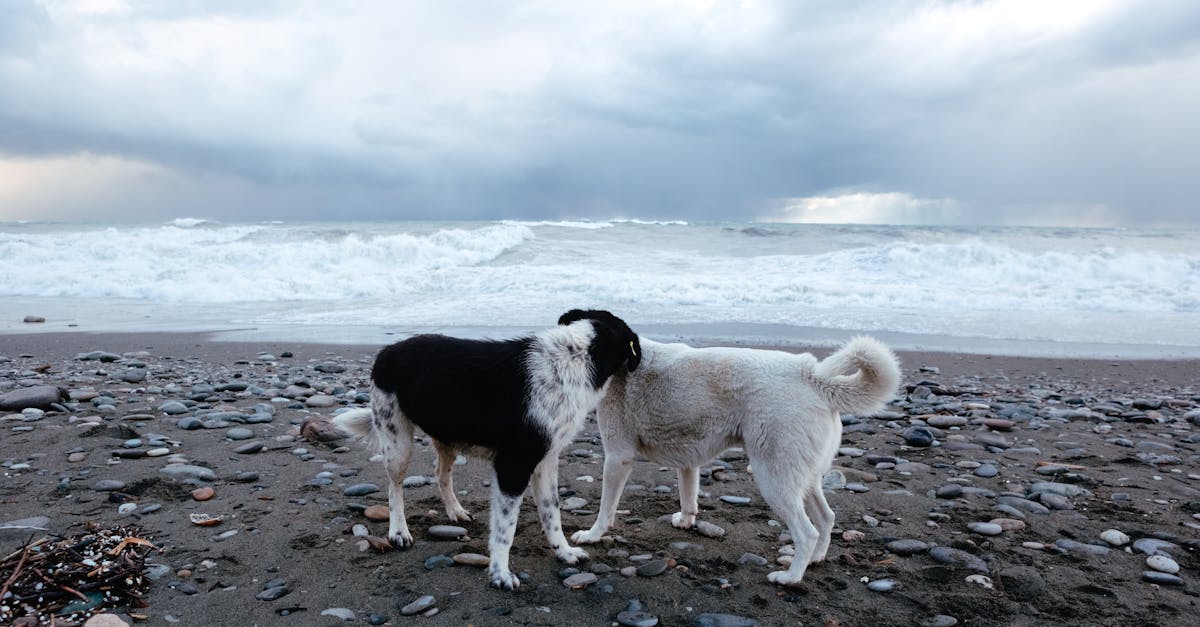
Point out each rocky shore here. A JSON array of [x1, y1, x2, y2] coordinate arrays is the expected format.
[[1, 332, 1198, 626]]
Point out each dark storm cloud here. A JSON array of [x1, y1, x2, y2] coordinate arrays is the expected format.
[[0, 0, 1198, 225]]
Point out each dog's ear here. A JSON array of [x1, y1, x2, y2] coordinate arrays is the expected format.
[[626, 333, 642, 372], [557, 309, 590, 326]]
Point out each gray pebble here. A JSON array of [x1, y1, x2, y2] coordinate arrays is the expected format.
[[93, 479, 125, 491], [226, 427, 254, 441], [563, 572, 598, 588], [719, 495, 751, 505], [693, 614, 759, 627], [233, 441, 265, 455], [635, 559, 669, 577], [343, 483, 380, 497], [886, 539, 930, 556], [402, 475, 430, 488], [867, 578, 898, 592], [320, 608, 355, 621], [256, 585, 290, 601], [928, 547, 988, 573], [1142, 571, 1184, 586], [425, 555, 454, 570], [428, 525, 468, 540], [400, 595, 435, 616]]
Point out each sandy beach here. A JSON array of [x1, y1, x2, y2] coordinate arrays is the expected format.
[[2, 331, 1198, 626]]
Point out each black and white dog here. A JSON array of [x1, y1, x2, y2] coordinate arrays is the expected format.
[[334, 310, 640, 589]]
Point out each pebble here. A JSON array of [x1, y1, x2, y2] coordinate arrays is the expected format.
[[719, 495, 751, 505], [226, 427, 254, 440], [1100, 529, 1130, 546], [563, 496, 588, 510], [1132, 538, 1178, 557], [887, 539, 930, 555], [867, 578, 899, 592], [563, 572, 599, 588], [343, 483, 380, 497], [443, 553, 485, 568], [1142, 571, 1185, 586], [616, 599, 660, 627], [902, 426, 936, 447], [967, 522, 1003, 536], [428, 525, 468, 540], [1054, 539, 1111, 556], [922, 616, 959, 627], [635, 559, 669, 577], [695, 520, 726, 537], [425, 555, 454, 569], [94, 480, 125, 491], [1146, 555, 1180, 574], [402, 475, 430, 488], [363, 505, 390, 521], [400, 595, 436, 616], [191, 487, 215, 501], [320, 608, 355, 621], [160, 464, 217, 483]]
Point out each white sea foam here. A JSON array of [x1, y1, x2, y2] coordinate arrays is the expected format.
[[2, 220, 1198, 351]]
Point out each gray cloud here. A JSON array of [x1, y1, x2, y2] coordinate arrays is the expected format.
[[1, 0, 1198, 225]]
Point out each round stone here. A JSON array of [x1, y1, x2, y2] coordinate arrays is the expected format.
[[719, 495, 751, 505], [424, 555, 454, 570], [1142, 571, 1184, 586], [233, 441, 265, 455], [94, 479, 125, 491], [1146, 555, 1180, 574], [1100, 529, 1130, 546], [145, 447, 170, 457], [617, 610, 660, 627], [68, 452, 87, 463], [191, 487, 215, 501], [886, 539, 930, 556], [635, 559, 669, 577]]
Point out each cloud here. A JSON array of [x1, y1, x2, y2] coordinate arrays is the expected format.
[[1, 0, 1199, 224]]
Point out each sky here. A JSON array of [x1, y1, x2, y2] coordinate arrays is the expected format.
[[1, 0, 1199, 226]]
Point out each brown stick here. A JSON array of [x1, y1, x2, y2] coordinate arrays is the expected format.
[[0, 542, 33, 601], [32, 567, 90, 603]]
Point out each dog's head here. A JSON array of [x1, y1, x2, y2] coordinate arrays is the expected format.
[[557, 309, 641, 381]]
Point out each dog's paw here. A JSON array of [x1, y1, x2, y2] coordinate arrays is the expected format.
[[488, 567, 521, 591], [387, 530, 414, 549], [446, 506, 473, 523], [767, 570, 804, 587], [570, 528, 605, 544], [555, 545, 589, 564], [671, 512, 696, 529]]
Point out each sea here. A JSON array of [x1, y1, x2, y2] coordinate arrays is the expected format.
[[2, 219, 1199, 359]]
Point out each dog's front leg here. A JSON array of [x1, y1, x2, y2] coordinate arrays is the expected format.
[[383, 443, 415, 548], [533, 458, 588, 564], [672, 466, 700, 529], [486, 480, 524, 590], [572, 452, 634, 544]]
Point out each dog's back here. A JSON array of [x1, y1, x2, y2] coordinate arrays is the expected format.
[[371, 334, 534, 449]]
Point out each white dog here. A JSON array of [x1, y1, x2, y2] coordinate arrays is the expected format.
[[335, 309, 640, 589], [571, 336, 900, 587]]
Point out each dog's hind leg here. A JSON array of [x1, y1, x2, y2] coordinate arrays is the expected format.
[[572, 450, 635, 544], [533, 457, 588, 564], [380, 423, 416, 548], [805, 483, 835, 563], [671, 467, 700, 529], [432, 440, 472, 522], [752, 464, 819, 586]]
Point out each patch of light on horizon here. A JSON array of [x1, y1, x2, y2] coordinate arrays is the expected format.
[[763, 192, 961, 225]]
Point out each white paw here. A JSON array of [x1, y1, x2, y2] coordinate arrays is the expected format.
[[571, 528, 605, 544], [767, 570, 803, 587], [556, 545, 589, 564], [446, 507, 473, 522], [671, 512, 696, 529], [387, 530, 414, 549], [489, 567, 521, 590]]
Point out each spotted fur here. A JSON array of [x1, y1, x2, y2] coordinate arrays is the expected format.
[[334, 309, 639, 589]]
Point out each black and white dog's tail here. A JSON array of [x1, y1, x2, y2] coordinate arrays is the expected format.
[[811, 336, 901, 417], [332, 407, 378, 446]]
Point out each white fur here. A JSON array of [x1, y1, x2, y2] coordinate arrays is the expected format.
[[572, 336, 901, 587]]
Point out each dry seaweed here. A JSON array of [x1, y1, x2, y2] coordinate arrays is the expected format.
[[0, 521, 159, 625]]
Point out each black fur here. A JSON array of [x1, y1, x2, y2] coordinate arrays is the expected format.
[[557, 308, 642, 384]]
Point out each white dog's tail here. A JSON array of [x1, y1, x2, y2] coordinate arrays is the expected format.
[[332, 407, 375, 443], [811, 336, 901, 417]]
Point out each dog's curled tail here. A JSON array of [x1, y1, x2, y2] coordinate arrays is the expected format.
[[812, 336, 901, 417], [332, 407, 375, 443]]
